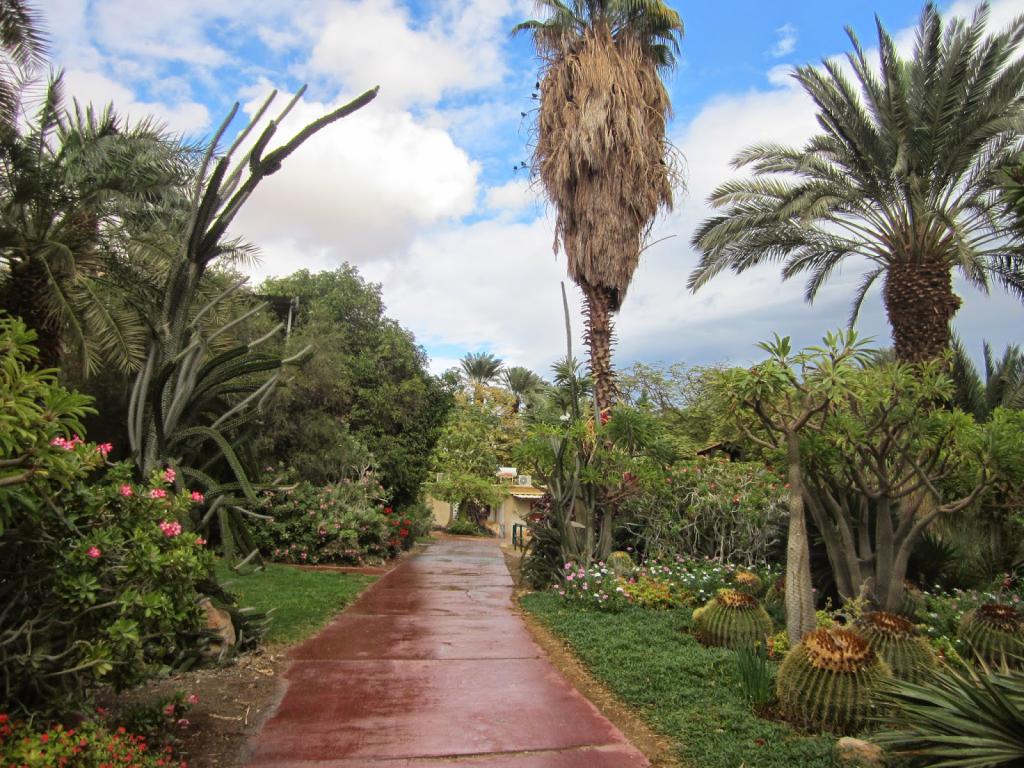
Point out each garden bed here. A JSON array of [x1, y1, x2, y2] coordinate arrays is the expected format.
[[520, 593, 835, 768]]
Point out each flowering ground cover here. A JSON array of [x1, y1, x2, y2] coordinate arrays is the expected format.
[[521, 593, 833, 768]]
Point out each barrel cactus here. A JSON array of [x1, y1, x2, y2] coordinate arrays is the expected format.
[[853, 611, 936, 682], [733, 570, 763, 596], [777, 628, 892, 735], [695, 589, 772, 649], [607, 550, 635, 578], [958, 603, 1024, 668]]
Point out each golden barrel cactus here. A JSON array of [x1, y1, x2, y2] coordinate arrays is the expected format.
[[853, 611, 936, 683], [695, 588, 772, 649], [958, 603, 1024, 668]]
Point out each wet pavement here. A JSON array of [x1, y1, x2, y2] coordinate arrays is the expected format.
[[244, 536, 649, 767]]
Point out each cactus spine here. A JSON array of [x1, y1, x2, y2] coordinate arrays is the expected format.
[[776, 628, 891, 735], [958, 603, 1024, 668], [695, 589, 772, 649], [853, 611, 936, 683], [733, 570, 763, 596]]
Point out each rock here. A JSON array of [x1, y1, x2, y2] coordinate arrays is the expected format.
[[200, 597, 236, 657], [835, 737, 885, 768]]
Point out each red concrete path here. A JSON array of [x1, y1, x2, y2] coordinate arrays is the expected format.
[[244, 536, 649, 767]]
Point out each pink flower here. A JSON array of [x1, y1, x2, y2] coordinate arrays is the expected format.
[[187, 694, 199, 705], [50, 436, 68, 448], [195, 537, 207, 546], [177, 718, 190, 729], [150, 488, 167, 499], [164, 467, 176, 484], [120, 485, 134, 497], [96, 443, 113, 458], [87, 546, 101, 559], [190, 490, 205, 503], [163, 704, 176, 716], [159, 520, 182, 538]]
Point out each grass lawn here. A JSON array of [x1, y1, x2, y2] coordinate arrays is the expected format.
[[521, 593, 835, 768], [214, 560, 375, 646]]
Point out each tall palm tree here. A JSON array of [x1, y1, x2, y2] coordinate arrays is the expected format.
[[502, 365, 544, 412], [951, 337, 1024, 420], [460, 351, 504, 386], [690, 4, 1024, 363], [0, 74, 190, 372], [513, 0, 684, 412]]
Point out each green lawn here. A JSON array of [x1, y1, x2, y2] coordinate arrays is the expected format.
[[521, 593, 835, 768], [214, 560, 375, 646]]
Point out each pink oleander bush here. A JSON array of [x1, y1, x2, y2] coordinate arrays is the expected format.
[[0, 318, 213, 715]]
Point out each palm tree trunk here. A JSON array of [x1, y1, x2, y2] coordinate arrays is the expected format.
[[582, 283, 615, 414], [2, 259, 63, 368], [882, 261, 961, 363]]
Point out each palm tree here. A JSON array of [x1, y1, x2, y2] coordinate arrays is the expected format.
[[502, 365, 544, 412], [690, 4, 1024, 363], [0, 74, 190, 371], [951, 337, 1024, 420], [0, 0, 47, 127], [513, 0, 684, 412], [460, 351, 503, 386]]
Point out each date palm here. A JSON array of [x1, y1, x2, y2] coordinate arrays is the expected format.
[[951, 337, 1024, 420], [502, 365, 544, 413], [513, 0, 684, 411], [0, 0, 47, 127], [460, 351, 503, 386], [0, 74, 190, 372], [690, 3, 1024, 363]]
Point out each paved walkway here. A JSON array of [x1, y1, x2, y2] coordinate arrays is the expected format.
[[245, 536, 648, 767]]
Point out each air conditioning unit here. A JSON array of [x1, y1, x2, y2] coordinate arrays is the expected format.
[[515, 474, 532, 487]]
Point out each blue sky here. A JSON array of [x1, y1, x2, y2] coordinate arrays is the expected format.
[[44, 0, 1024, 375]]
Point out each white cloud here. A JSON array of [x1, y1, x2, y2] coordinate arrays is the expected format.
[[306, 0, 518, 108], [233, 89, 480, 277], [483, 178, 537, 214], [770, 23, 798, 58], [62, 69, 211, 134]]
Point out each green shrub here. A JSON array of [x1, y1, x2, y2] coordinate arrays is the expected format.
[[556, 563, 631, 611], [446, 518, 490, 536], [253, 480, 413, 564], [776, 628, 891, 735], [853, 611, 936, 683], [959, 603, 1024, 668], [695, 589, 773, 649], [622, 574, 688, 609]]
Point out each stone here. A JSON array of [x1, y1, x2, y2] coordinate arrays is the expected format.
[[199, 597, 236, 657], [835, 737, 885, 768]]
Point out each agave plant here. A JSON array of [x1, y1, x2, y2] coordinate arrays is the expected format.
[[128, 84, 378, 561], [875, 662, 1024, 767]]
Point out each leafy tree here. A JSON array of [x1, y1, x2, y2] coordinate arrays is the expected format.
[[718, 331, 872, 643], [802, 359, 1024, 612], [513, 1, 684, 410], [0, 75, 190, 371], [691, 4, 1024, 363], [257, 266, 453, 508]]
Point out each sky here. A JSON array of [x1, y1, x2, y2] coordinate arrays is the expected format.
[[41, 0, 1024, 376]]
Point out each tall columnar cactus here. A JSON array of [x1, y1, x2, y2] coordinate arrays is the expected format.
[[695, 589, 773, 649], [776, 628, 891, 735], [608, 550, 635, 577], [958, 603, 1024, 668], [853, 611, 936, 683]]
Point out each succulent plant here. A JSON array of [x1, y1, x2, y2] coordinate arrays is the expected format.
[[853, 611, 936, 683], [898, 581, 926, 620], [695, 589, 773, 649], [607, 550, 635, 578], [958, 603, 1024, 668], [765, 575, 786, 606], [776, 628, 892, 735], [733, 570, 763, 595]]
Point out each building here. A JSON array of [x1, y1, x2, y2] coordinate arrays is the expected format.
[[427, 468, 546, 543]]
